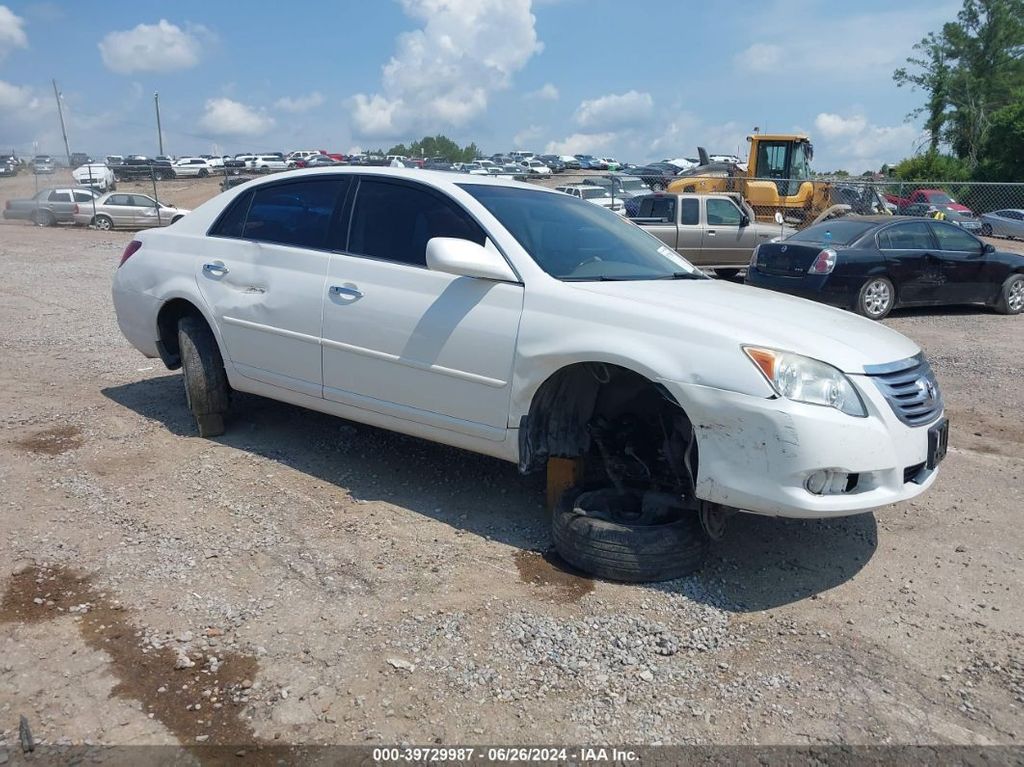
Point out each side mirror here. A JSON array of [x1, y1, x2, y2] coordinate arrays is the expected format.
[[739, 213, 750, 227], [426, 237, 517, 282], [983, 242, 995, 254]]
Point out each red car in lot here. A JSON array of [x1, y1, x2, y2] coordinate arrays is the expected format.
[[886, 189, 972, 214]]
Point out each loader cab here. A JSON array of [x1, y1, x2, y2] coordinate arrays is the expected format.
[[750, 136, 813, 196]]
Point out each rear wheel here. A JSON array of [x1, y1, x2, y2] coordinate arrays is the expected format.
[[32, 209, 55, 227], [855, 276, 895, 320], [177, 316, 230, 437], [198, 169, 209, 178], [980, 222, 993, 237], [92, 215, 113, 231], [153, 170, 165, 181], [995, 274, 1024, 315]]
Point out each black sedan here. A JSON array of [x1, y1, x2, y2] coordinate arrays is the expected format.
[[745, 217, 1024, 319]]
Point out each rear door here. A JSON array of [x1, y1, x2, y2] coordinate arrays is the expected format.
[[195, 176, 351, 396], [928, 221, 993, 303], [877, 221, 941, 304]]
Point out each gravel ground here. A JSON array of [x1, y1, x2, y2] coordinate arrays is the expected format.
[[0, 172, 1022, 749]]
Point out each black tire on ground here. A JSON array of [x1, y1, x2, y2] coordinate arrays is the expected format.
[[93, 215, 113, 231], [994, 273, 1024, 315], [855, 276, 895, 320], [177, 315, 230, 437], [198, 169, 209, 178], [714, 268, 741, 280], [32, 209, 56, 227], [980, 223, 993, 237], [154, 171, 165, 181], [552, 487, 708, 583]]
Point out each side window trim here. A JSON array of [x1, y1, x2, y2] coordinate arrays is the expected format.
[[876, 222, 939, 251]]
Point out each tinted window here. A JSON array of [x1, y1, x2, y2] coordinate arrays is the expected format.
[[73, 191, 95, 202], [637, 196, 675, 221], [106, 194, 130, 206], [243, 178, 347, 249], [878, 222, 935, 250], [706, 198, 742, 226], [931, 222, 980, 251], [791, 220, 876, 245], [130, 195, 156, 207], [48, 191, 72, 202], [210, 190, 253, 238], [680, 198, 699, 225], [348, 179, 485, 267]]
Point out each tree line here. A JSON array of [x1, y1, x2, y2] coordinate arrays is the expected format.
[[892, 0, 1024, 181]]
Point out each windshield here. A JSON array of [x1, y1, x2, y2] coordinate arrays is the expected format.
[[580, 187, 606, 199], [927, 191, 954, 204], [461, 184, 705, 281], [790, 220, 875, 245]]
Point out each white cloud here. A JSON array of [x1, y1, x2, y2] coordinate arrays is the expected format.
[[349, 0, 542, 139], [733, 43, 782, 73], [198, 98, 274, 137], [544, 132, 618, 156], [0, 79, 38, 111], [527, 82, 558, 101], [274, 91, 325, 113], [0, 5, 27, 59], [574, 90, 653, 131], [811, 111, 921, 171], [98, 19, 205, 74], [513, 124, 543, 147], [814, 112, 868, 139]]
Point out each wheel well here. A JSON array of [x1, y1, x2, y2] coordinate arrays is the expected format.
[[156, 299, 206, 370], [519, 362, 697, 495]]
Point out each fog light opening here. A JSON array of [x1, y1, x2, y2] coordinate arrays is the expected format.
[[805, 469, 855, 496]]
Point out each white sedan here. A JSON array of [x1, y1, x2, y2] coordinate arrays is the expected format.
[[556, 184, 625, 214], [111, 168, 946, 581]]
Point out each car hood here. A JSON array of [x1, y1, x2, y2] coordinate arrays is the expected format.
[[568, 278, 919, 374]]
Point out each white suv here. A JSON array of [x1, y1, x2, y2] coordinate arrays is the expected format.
[[111, 168, 947, 581], [172, 157, 215, 178], [249, 155, 287, 172]]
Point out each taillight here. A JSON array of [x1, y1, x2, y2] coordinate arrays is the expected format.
[[119, 240, 142, 267], [808, 248, 837, 275]]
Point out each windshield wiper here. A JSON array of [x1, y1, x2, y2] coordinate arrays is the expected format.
[[651, 271, 705, 280]]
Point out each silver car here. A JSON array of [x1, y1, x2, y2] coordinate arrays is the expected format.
[[980, 209, 1024, 239], [72, 192, 190, 230]]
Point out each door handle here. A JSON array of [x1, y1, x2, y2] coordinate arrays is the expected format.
[[707, 230, 716, 236], [203, 262, 229, 275], [329, 284, 363, 298]]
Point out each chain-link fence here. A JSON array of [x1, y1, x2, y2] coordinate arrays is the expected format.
[[515, 171, 1024, 238]]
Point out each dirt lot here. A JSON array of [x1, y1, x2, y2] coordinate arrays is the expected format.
[[0, 172, 1022, 750]]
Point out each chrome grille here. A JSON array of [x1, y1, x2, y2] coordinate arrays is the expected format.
[[864, 353, 943, 426]]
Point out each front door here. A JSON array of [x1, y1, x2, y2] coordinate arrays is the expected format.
[[194, 176, 351, 397], [321, 177, 523, 439], [927, 221, 992, 304], [701, 197, 756, 265]]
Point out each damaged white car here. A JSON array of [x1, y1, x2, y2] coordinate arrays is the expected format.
[[111, 168, 947, 581]]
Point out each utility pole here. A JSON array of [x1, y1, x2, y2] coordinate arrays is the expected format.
[[154, 92, 164, 157], [52, 79, 71, 167]]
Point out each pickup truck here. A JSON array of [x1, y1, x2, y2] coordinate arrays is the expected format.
[[629, 192, 793, 274], [3, 187, 101, 226], [113, 157, 176, 182], [885, 189, 972, 215]]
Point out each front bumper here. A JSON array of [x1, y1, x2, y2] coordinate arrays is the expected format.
[[664, 377, 942, 518]]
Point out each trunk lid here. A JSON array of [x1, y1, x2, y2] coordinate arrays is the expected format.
[[754, 241, 828, 276]]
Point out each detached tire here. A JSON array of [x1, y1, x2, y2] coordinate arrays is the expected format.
[[552, 487, 708, 583], [177, 316, 230, 437]]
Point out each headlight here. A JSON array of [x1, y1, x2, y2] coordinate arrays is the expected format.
[[743, 347, 867, 417]]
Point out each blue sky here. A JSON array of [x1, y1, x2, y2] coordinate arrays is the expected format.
[[0, 0, 960, 171]]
